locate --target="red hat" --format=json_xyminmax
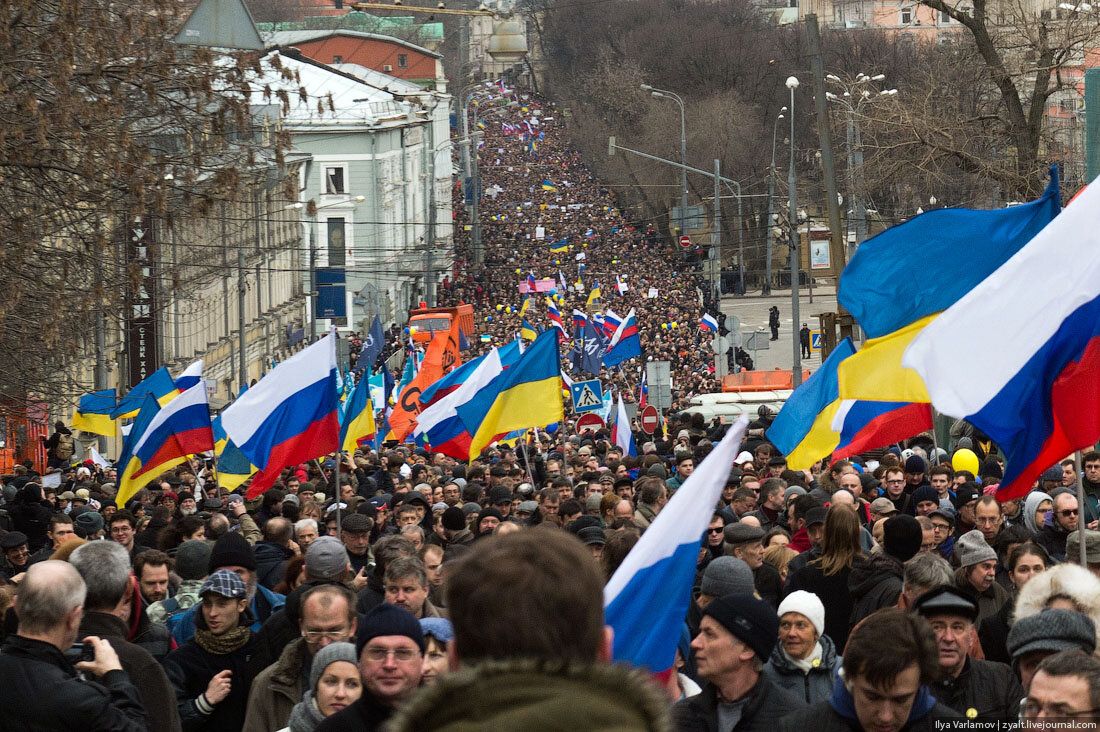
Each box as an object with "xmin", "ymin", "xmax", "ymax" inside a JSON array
[{"xmin": 158, "ymin": 491, "xmax": 179, "ymax": 503}]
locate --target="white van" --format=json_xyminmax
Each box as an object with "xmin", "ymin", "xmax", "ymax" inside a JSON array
[{"xmin": 682, "ymin": 390, "xmax": 792, "ymax": 423}]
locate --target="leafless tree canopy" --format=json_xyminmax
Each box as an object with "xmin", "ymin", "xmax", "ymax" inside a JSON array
[{"xmin": 0, "ymin": 0, "xmax": 299, "ymax": 407}]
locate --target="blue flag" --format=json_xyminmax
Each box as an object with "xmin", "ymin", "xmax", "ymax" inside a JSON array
[
  {"xmin": 358, "ymin": 315, "xmax": 385, "ymax": 372},
  {"xmin": 580, "ymin": 320, "xmax": 609, "ymax": 376}
]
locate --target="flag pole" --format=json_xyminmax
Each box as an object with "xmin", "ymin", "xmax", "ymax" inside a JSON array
[
  {"xmin": 334, "ymin": 452, "xmax": 342, "ymax": 540},
  {"xmin": 1077, "ymin": 449, "xmax": 1087, "ymax": 567}
]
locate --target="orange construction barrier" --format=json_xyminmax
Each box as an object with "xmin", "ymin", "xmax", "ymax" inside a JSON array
[{"xmin": 722, "ymin": 369, "xmax": 811, "ymax": 393}]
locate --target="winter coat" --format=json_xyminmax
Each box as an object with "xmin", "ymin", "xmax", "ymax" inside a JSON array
[
  {"xmin": 0, "ymin": 634, "xmax": 148, "ymax": 731},
  {"xmin": 786, "ymin": 561, "xmax": 855, "ymax": 649},
  {"xmin": 80, "ymin": 610, "xmax": 182, "ymax": 732},
  {"xmin": 777, "ymin": 677, "xmax": 960, "ymax": 732},
  {"xmin": 243, "ymin": 637, "xmax": 309, "ymax": 732},
  {"xmin": 929, "ymin": 657, "xmax": 1023, "ymax": 722},
  {"xmin": 672, "ymin": 673, "xmax": 804, "ymax": 732},
  {"xmin": 1038, "ymin": 523, "xmax": 1070, "ymax": 562},
  {"xmin": 164, "ymin": 627, "xmax": 256, "ymax": 732},
  {"xmin": 763, "ymin": 634, "xmax": 842, "ymax": 705},
  {"xmin": 254, "ymin": 541, "xmax": 295, "ymax": 591},
  {"xmin": 753, "ymin": 562, "xmax": 783, "ymax": 609},
  {"xmin": 848, "ymin": 552, "xmax": 904, "ymax": 628},
  {"xmin": 8, "ymin": 485, "xmax": 52, "ymax": 551},
  {"xmin": 389, "ymin": 658, "xmax": 673, "ymax": 732}
]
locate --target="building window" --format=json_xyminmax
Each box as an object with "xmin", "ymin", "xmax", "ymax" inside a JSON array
[
  {"xmin": 324, "ymin": 166, "xmax": 346, "ymax": 195},
  {"xmin": 327, "ymin": 218, "xmax": 346, "ymax": 267},
  {"xmin": 398, "ymin": 54, "xmax": 408, "ymax": 68},
  {"xmin": 332, "ymin": 55, "xmax": 343, "ymax": 64},
  {"xmin": 939, "ymin": 9, "xmax": 951, "ymax": 22},
  {"xmin": 900, "ymin": 6, "xmax": 913, "ymax": 23}
]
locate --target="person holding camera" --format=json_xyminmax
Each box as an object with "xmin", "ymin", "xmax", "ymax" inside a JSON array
[{"xmin": 0, "ymin": 560, "xmax": 148, "ymax": 730}]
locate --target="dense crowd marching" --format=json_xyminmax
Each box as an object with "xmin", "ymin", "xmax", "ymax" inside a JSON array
[{"xmin": 1, "ymin": 86, "xmax": 1099, "ymax": 732}]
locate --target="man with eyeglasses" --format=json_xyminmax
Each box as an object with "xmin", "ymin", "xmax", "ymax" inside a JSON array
[
  {"xmin": 244, "ymin": 584, "xmax": 358, "ymax": 732},
  {"xmin": 929, "ymin": 510, "xmax": 956, "ymax": 558},
  {"xmin": 880, "ymin": 468, "xmax": 911, "ymax": 515},
  {"xmin": 315, "ymin": 603, "xmax": 424, "ymax": 731},
  {"xmin": 1038, "ymin": 491, "xmax": 1079, "ymax": 562},
  {"xmin": 913, "ymin": 586, "xmax": 1022, "ymax": 722},
  {"xmin": 1022, "ymin": 650, "xmax": 1100, "ymax": 723},
  {"xmin": 108, "ymin": 510, "xmax": 152, "ymax": 560}
]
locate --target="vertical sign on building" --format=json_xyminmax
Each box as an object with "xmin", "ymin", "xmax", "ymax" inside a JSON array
[{"xmin": 126, "ymin": 215, "xmax": 160, "ymax": 389}]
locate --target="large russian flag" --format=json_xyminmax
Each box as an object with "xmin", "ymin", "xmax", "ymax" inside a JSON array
[
  {"xmin": 415, "ymin": 347, "xmax": 509, "ymax": 459},
  {"xmin": 605, "ymin": 415, "xmax": 749, "ymax": 672},
  {"xmin": 903, "ymin": 180, "xmax": 1100, "ymax": 500},
  {"xmin": 174, "ymin": 359, "xmax": 204, "ymax": 392},
  {"xmin": 220, "ymin": 333, "xmax": 340, "ymax": 498},
  {"xmin": 611, "ymin": 393, "xmax": 637, "ymax": 457},
  {"xmin": 116, "ymin": 384, "xmax": 215, "ymax": 505}
]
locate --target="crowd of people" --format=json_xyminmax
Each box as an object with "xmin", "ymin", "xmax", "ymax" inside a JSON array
[
  {"xmin": 3, "ymin": 84, "xmax": 1100, "ymax": 731},
  {"xmin": 6, "ymin": 427, "xmax": 1100, "ymax": 730}
]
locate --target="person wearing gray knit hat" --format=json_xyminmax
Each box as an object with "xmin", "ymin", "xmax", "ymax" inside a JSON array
[
  {"xmin": 286, "ymin": 641, "xmax": 360, "ymax": 731},
  {"xmin": 1008, "ymin": 609, "xmax": 1097, "ymax": 689},
  {"xmin": 954, "ymin": 529, "xmax": 1011, "ymax": 635},
  {"xmin": 783, "ymin": 485, "xmax": 807, "ymax": 503},
  {"xmin": 955, "ymin": 529, "xmax": 996, "ymax": 568},
  {"xmin": 699, "ymin": 557, "xmax": 757, "ymax": 603}
]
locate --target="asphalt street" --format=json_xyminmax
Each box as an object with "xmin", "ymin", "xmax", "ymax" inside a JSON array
[{"xmin": 719, "ymin": 286, "xmax": 840, "ymax": 375}]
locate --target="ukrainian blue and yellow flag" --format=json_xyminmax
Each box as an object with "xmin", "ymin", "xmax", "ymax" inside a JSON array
[
  {"xmin": 766, "ymin": 338, "xmax": 856, "ymax": 469},
  {"xmin": 519, "ymin": 295, "xmax": 531, "ymax": 318},
  {"xmin": 541, "ymin": 179, "xmax": 557, "ymax": 192},
  {"xmin": 549, "ymin": 238, "xmax": 569, "ymax": 254},
  {"xmin": 587, "ymin": 283, "xmax": 602, "ymax": 306},
  {"xmin": 339, "ymin": 376, "xmax": 376, "ymax": 453},
  {"xmin": 456, "ymin": 330, "xmax": 564, "ymax": 459},
  {"xmin": 111, "ymin": 367, "xmax": 179, "ymax": 419},
  {"xmin": 835, "ymin": 168, "xmax": 1061, "ymax": 404},
  {"xmin": 212, "ymin": 383, "xmax": 257, "ymax": 492},
  {"xmin": 520, "ymin": 318, "xmax": 538, "ymax": 341},
  {"xmin": 71, "ymin": 390, "xmax": 117, "ymax": 436}
]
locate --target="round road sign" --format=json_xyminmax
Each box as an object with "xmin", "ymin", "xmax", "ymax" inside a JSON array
[
  {"xmin": 576, "ymin": 413, "xmax": 605, "ymax": 433},
  {"xmin": 679, "ymin": 235, "xmax": 692, "ymax": 249},
  {"xmin": 639, "ymin": 405, "xmax": 660, "ymax": 434}
]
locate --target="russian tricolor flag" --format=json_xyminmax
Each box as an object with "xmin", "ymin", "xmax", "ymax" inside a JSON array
[
  {"xmin": 830, "ymin": 400, "xmax": 933, "ymax": 461},
  {"xmin": 611, "ymin": 393, "xmax": 637, "ymax": 457},
  {"xmin": 605, "ymin": 416, "xmax": 749, "ymax": 672},
  {"xmin": 603, "ymin": 308, "xmax": 641, "ymax": 368},
  {"xmin": 573, "ymin": 309, "xmax": 588, "ymax": 330},
  {"xmin": 547, "ymin": 300, "xmax": 567, "ymax": 341},
  {"xmin": 601, "ymin": 309, "xmax": 622, "ymax": 338},
  {"xmin": 904, "ymin": 179, "xmax": 1100, "ymax": 501},
  {"xmin": 220, "ymin": 332, "xmax": 340, "ymax": 498},
  {"xmin": 174, "ymin": 359, "xmax": 204, "ymax": 392},
  {"xmin": 700, "ymin": 313, "xmax": 719, "ymax": 332}
]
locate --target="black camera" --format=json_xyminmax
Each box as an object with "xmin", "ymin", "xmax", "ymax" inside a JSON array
[{"xmin": 63, "ymin": 641, "xmax": 94, "ymax": 663}]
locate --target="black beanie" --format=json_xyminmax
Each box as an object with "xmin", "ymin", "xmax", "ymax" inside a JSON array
[
  {"xmin": 441, "ymin": 506, "xmax": 466, "ymax": 531},
  {"xmin": 883, "ymin": 514, "xmax": 923, "ymax": 563},
  {"xmin": 703, "ymin": 593, "xmax": 780, "ymax": 661},
  {"xmin": 208, "ymin": 531, "xmax": 257, "ymax": 573},
  {"xmin": 355, "ymin": 602, "xmax": 426, "ymax": 655}
]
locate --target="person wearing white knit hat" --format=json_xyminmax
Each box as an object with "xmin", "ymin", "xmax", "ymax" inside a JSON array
[{"xmin": 763, "ymin": 590, "xmax": 841, "ymax": 704}]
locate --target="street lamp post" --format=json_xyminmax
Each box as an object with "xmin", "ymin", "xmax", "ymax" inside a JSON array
[
  {"xmin": 787, "ymin": 76, "xmax": 801, "ymax": 387},
  {"xmin": 765, "ymin": 107, "xmax": 786, "ymax": 296},
  {"xmin": 641, "ymin": 84, "xmax": 688, "ymax": 235}
]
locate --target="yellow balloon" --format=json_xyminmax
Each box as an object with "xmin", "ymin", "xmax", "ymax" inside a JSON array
[
  {"xmin": 515, "ymin": 268, "xmax": 521, "ymax": 275},
  {"xmin": 952, "ymin": 448, "xmax": 980, "ymax": 476}
]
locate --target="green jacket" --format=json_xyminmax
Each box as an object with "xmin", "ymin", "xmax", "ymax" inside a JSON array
[{"xmin": 386, "ymin": 658, "xmax": 673, "ymax": 732}]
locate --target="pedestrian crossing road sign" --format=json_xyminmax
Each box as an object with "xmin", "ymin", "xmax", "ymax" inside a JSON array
[
  {"xmin": 571, "ymin": 379, "xmax": 604, "ymax": 413},
  {"xmin": 810, "ymin": 330, "xmax": 823, "ymax": 352}
]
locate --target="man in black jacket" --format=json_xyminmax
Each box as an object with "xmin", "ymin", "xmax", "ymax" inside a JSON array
[
  {"xmin": 913, "ymin": 586, "xmax": 1023, "ymax": 721},
  {"xmin": 253, "ymin": 517, "xmax": 297, "ymax": 590},
  {"xmin": 673, "ymin": 593, "xmax": 804, "ymax": 731},
  {"xmin": 70, "ymin": 540, "xmax": 182, "ymax": 732},
  {"xmin": 778, "ymin": 609, "xmax": 959, "ymax": 732},
  {"xmin": 0, "ymin": 560, "xmax": 147, "ymax": 730}
]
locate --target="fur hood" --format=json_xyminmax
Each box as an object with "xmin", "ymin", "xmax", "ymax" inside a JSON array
[
  {"xmin": 1015, "ymin": 563, "xmax": 1100, "ymax": 654},
  {"xmin": 385, "ymin": 658, "xmax": 673, "ymax": 732}
]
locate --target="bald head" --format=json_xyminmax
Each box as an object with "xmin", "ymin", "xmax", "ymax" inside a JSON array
[
  {"xmin": 739, "ymin": 515, "xmax": 761, "ymax": 528},
  {"xmin": 16, "ymin": 560, "xmax": 85, "ymax": 637},
  {"xmin": 612, "ymin": 500, "xmax": 634, "ymax": 522},
  {"xmin": 831, "ymin": 490, "xmax": 854, "ymax": 507}
]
